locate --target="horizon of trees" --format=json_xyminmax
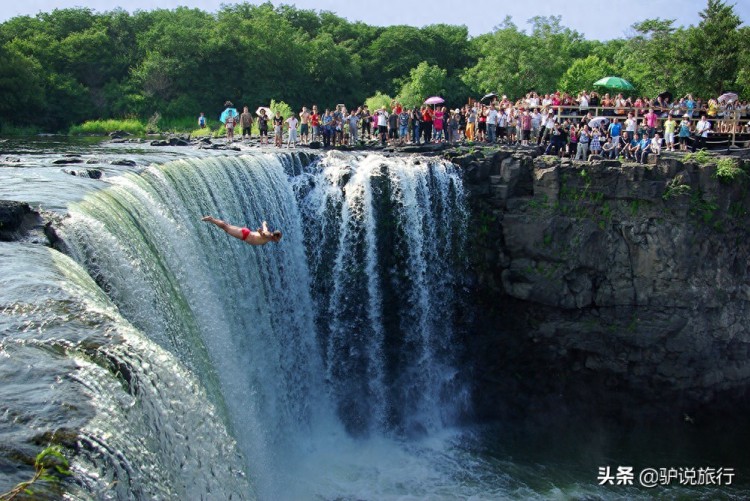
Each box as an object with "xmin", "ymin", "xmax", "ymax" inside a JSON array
[{"xmin": 0, "ymin": 0, "xmax": 747, "ymax": 132}]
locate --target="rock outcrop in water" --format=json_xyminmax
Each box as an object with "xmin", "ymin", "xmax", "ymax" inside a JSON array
[
  {"xmin": 0, "ymin": 201, "xmax": 40, "ymax": 242},
  {"xmin": 457, "ymin": 147, "xmax": 750, "ymax": 424}
]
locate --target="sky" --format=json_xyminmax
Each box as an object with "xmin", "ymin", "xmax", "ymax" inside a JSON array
[{"xmin": 0, "ymin": 0, "xmax": 748, "ymax": 40}]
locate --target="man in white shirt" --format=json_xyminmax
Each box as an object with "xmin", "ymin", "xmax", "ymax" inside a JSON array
[
  {"xmin": 578, "ymin": 91, "xmax": 590, "ymax": 115},
  {"xmin": 286, "ymin": 115, "xmax": 299, "ymax": 148},
  {"xmin": 497, "ymin": 109, "xmax": 508, "ymax": 143},
  {"xmin": 693, "ymin": 115, "xmax": 711, "ymax": 151},
  {"xmin": 624, "ymin": 113, "xmax": 637, "ymax": 135},
  {"xmin": 487, "ymin": 106, "xmax": 498, "ymax": 143}
]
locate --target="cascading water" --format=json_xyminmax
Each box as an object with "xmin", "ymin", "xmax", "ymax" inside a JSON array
[
  {"xmin": 294, "ymin": 152, "xmax": 470, "ymax": 437},
  {"xmin": 53, "ymin": 151, "xmax": 472, "ymax": 499}
]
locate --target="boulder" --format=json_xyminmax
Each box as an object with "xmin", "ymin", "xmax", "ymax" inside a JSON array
[
  {"xmin": 0, "ymin": 201, "xmax": 34, "ymax": 241},
  {"xmin": 110, "ymin": 159, "xmax": 137, "ymax": 167}
]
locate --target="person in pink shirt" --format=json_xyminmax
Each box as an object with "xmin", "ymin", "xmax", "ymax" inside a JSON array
[{"xmin": 644, "ymin": 108, "xmax": 658, "ymax": 138}]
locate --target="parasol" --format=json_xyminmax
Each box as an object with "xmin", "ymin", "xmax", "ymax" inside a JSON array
[
  {"xmin": 481, "ymin": 93, "xmax": 498, "ymax": 102},
  {"xmin": 588, "ymin": 117, "xmax": 610, "ymax": 129},
  {"xmin": 657, "ymin": 91, "xmax": 673, "ymax": 102},
  {"xmin": 220, "ymin": 107, "xmax": 239, "ymax": 124},
  {"xmin": 718, "ymin": 92, "xmax": 738, "ymax": 104},
  {"xmin": 256, "ymin": 106, "xmax": 272, "ymax": 117},
  {"xmin": 593, "ymin": 76, "xmax": 635, "ymax": 91},
  {"xmin": 424, "ymin": 96, "xmax": 445, "ymax": 105}
]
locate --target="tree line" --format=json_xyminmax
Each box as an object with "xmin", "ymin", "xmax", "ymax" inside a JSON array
[{"xmin": 0, "ymin": 0, "xmax": 747, "ymax": 133}]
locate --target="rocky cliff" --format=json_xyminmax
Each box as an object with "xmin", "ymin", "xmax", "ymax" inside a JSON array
[{"xmin": 451, "ymin": 147, "xmax": 750, "ymax": 425}]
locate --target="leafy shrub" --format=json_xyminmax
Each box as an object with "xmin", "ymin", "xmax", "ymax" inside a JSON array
[
  {"xmin": 684, "ymin": 149, "xmax": 711, "ymax": 164},
  {"xmin": 662, "ymin": 178, "xmax": 691, "ymax": 200},
  {"xmin": 364, "ymin": 92, "xmax": 393, "ymax": 112},
  {"xmin": 270, "ymin": 99, "xmax": 293, "ymax": 119},
  {"xmin": 69, "ymin": 119, "xmax": 146, "ymax": 136},
  {"xmin": 714, "ymin": 157, "xmax": 744, "ymax": 184},
  {"xmin": 189, "ymin": 127, "xmax": 213, "ymax": 138}
]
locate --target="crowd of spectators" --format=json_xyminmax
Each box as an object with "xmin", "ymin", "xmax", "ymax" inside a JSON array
[{"xmin": 218, "ymin": 89, "xmax": 749, "ymax": 161}]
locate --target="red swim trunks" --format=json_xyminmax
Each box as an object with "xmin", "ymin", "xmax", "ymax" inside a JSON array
[{"xmin": 240, "ymin": 227, "xmax": 251, "ymax": 241}]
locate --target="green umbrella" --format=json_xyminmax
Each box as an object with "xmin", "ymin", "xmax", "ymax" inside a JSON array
[{"xmin": 593, "ymin": 76, "xmax": 634, "ymax": 91}]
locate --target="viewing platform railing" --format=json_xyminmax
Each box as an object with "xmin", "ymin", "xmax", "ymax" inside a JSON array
[{"xmin": 526, "ymin": 104, "xmax": 750, "ymax": 148}]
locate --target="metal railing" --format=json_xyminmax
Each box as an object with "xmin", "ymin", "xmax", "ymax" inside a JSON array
[{"xmin": 530, "ymin": 105, "xmax": 749, "ymax": 148}]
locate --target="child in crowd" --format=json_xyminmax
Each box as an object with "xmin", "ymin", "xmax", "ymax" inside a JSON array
[{"xmin": 589, "ymin": 129, "xmax": 601, "ymax": 156}]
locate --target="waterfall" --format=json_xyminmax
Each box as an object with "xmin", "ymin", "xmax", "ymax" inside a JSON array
[
  {"xmin": 58, "ymin": 150, "xmax": 469, "ymax": 498},
  {"xmin": 294, "ymin": 152, "xmax": 469, "ymax": 436}
]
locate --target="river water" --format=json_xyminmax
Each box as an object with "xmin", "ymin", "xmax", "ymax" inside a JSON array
[{"xmin": 1, "ymin": 137, "xmax": 748, "ymax": 500}]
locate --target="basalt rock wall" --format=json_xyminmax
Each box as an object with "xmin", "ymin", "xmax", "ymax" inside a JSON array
[{"xmin": 452, "ymin": 147, "xmax": 750, "ymax": 425}]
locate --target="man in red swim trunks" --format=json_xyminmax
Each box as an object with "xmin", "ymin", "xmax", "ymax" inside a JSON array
[{"xmin": 201, "ymin": 216, "xmax": 282, "ymax": 245}]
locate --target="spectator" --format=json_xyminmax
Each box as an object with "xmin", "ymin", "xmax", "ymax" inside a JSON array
[
  {"xmin": 285, "ymin": 113, "xmax": 298, "ymax": 148},
  {"xmin": 360, "ymin": 105, "xmax": 372, "ymax": 140},
  {"xmin": 433, "ymin": 107, "xmax": 445, "ymax": 142},
  {"xmin": 486, "ymin": 105, "xmax": 497, "ymax": 143},
  {"xmin": 377, "ymin": 108, "xmax": 389, "ymax": 146},
  {"xmin": 693, "ymin": 114, "xmax": 711, "ymax": 151},
  {"xmin": 568, "ymin": 124, "xmax": 578, "ymax": 158},
  {"xmin": 635, "ymin": 134, "xmax": 651, "ymax": 163},
  {"xmin": 644, "ymin": 108, "xmax": 658, "ymax": 138},
  {"xmin": 648, "ymin": 133, "xmax": 662, "ymax": 161},
  {"xmin": 575, "ymin": 125, "xmax": 590, "ymax": 160},
  {"xmin": 545, "ymin": 122, "xmax": 564, "ymax": 156},
  {"xmin": 322, "ymin": 109, "xmax": 333, "ymax": 148},
  {"xmin": 299, "ymin": 106, "xmax": 310, "ymax": 145},
  {"xmin": 310, "ymin": 105, "xmax": 320, "ymax": 142},
  {"xmin": 590, "ymin": 128, "xmax": 602, "ymax": 157},
  {"xmin": 225, "ymin": 109, "xmax": 236, "ymax": 142},
  {"xmin": 602, "ymin": 137, "xmax": 616, "ymax": 159},
  {"xmin": 422, "ymin": 106, "xmax": 433, "ymax": 143},
  {"xmin": 466, "ymin": 106, "xmax": 476, "ymax": 141},
  {"xmin": 348, "ymin": 109, "xmax": 360, "ymax": 144},
  {"xmin": 624, "ymin": 112, "xmax": 637, "ymax": 137},
  {"xmin": 258, "ymin": 109, "xmax": 269, "ymax": 145},
  {"xmin": 531, "ymin": 109, "xmax": 542, "ymax": 142},
  {"xmin": 608, "ymin": 118, "xmax": 622, "ymax": 157},
  {"xmin": 663, "ymin": 115, "xmax": 677, "ymax": 151},
  {"xmin": 624, "ymin": 132, "xmax": 639, "ymax": 161},
  {"xmin": 240, "ymin": 106, "xmax": 254, "ymax": 140},
  {"xmin": 273, "ymin": 111, "xmax": 284, "ymax": 147},
  {"xmin": 410, "ymin": 107, "xmax": 421, "ymax": 144},
  {"xmin": 520, "ymin": 109, "xmax": 532, "ymax": 146}
]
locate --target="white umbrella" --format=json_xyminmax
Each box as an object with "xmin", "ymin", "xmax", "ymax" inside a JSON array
[
  {"xmin": 256, "ymin": 106, "xmax": 272, "ymax": 117},
  {"xmin": 718, "ymin": 92, "xmax": 738, "ymax": 104},
  {"xmin": 588, "ymin": 116, "xmax": 610, "ymax": 129}
]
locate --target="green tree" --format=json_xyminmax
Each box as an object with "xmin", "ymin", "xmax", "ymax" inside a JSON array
[
  {"xmin": 0, "ymin": 43, "xmax": 44, "ymax": 126},
  {"xmin": 558, "ymin": 55, "xmax": 617, "ymax": 94},
  {"xmin": 397, "ymin": 62, "xmax": 449, "ymax": 108},
  {"xmin": 736, "ymin": 27, "xmax": 750, "ymax": 96},
  {"xmin": 364, "ymin": 92, "xmax": 393, "ymax": 112},
  {"xmin": 683, "ymin": 0, "xmax": 742, "ymax": 95},
  {"xmin": 463, "ymin": 16, "xmax": 586, "ymax": 99},
  {"xmin": 615, "ymin": 18, "xmax": 681, "ymax": 97}
]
